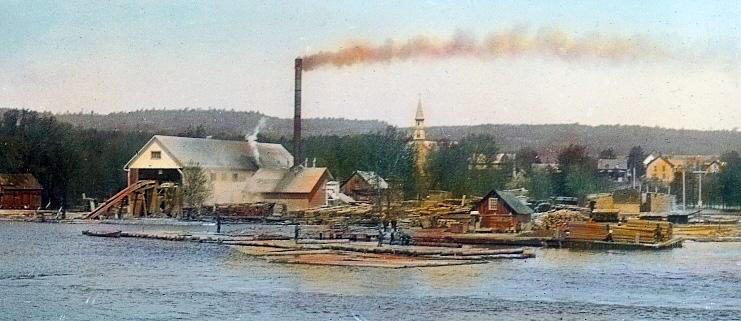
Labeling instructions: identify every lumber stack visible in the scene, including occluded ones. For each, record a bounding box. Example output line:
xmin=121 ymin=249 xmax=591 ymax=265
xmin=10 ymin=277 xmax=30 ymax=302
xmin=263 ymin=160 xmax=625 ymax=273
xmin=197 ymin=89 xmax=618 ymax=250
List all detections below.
xmin=591 ymin=209 xmax=619 ymax=222
xmin=216 ymin=202 xmax=275 ymax=218
xmin=567 ymin=220 xmax=673 ymax=244
xmin=673 ymin=224 xmax=737 ymax=238
xmin=611 ymin=220 xmax=672 ymax=243
xmin=533 ymin=210 xmax=589 ymax=231
xmin=567 ymin=222 xmax=609 ymax=241
xmin=290 ymin=200 xmax=474 ymax=227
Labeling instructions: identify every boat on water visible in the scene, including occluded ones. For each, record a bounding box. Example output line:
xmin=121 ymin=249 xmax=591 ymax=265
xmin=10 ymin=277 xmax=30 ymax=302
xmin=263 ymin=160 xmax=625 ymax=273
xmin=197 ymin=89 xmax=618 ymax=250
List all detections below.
xmin=82 ymin=230 xmax=122 ymax=237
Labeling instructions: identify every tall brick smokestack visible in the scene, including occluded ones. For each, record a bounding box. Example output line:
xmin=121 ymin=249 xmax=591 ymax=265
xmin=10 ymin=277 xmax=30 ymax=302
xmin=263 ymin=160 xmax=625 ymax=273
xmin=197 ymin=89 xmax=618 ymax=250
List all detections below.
xmin=293 ymin=57 xmax=302 ymax=167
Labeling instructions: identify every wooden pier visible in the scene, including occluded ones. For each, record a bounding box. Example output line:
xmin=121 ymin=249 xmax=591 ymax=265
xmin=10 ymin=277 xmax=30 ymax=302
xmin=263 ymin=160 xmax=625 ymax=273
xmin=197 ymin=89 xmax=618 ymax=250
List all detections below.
xmin=82 ymin=230 xmax=535 ymax=268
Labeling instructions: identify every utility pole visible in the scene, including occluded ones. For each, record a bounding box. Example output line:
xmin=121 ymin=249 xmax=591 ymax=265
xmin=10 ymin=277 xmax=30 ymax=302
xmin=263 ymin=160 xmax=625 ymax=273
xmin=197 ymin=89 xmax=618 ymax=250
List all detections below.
xmin=692 ymin=170 xmax=706 ymax=208
xmin=682 ymin=169 xmax=686 ymax=212
xmin=698 ymin=173 xmax=703 ymax=208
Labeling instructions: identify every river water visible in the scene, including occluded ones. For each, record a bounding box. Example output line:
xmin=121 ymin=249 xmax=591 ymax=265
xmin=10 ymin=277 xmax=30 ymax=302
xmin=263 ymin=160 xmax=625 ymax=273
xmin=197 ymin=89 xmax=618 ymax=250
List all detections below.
xmin=1 ymin=221 xmax=739 ymax=321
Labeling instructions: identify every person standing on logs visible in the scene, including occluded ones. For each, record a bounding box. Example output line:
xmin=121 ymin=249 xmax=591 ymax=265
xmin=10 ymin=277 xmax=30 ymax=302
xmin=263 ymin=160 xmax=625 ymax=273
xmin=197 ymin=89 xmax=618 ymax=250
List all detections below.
xmin=215 ymin=211 xmax=222 ymax=234
xmin=294 ymin=224 xmax=300 ymax=243
xmin=377 ymin=228 xmax=384 ymax=247
xmin=604 ymin=224 xmax=614 ymax=242
xmin=654 ymin=224 xmax=662 ymax=243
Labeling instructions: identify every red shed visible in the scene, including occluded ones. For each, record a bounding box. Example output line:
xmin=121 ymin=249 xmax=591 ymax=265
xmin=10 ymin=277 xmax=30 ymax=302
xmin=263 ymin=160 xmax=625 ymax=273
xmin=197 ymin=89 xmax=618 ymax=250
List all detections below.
xmin=0 ymin=174 xmax=43 ymax=210
xmin=473 ymin=190 xmax=533 ymax=232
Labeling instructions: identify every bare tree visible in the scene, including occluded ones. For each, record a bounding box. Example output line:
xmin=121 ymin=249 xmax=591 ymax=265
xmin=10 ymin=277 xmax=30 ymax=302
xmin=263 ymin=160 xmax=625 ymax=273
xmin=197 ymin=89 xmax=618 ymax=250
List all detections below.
xmin=181 ymin=161 xmax=211 ymax=219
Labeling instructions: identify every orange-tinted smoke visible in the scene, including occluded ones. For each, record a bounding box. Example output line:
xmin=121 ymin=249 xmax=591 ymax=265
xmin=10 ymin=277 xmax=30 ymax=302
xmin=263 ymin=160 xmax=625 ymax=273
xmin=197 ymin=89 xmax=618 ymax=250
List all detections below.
xmin=302 ymin=28 xmax=669 ymax=71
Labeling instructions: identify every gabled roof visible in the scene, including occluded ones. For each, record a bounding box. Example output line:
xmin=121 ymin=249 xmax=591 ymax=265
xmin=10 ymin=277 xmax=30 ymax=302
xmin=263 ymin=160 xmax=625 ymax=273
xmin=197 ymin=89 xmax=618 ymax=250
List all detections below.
xmin=646 ymin=155 xmax=674 ymax=168
xmin=494 ymin=153 xmax=516 ymax=164
xmin=125 ymin=135 xmax=293 ymax=170
xmin=598 ymin=158 xmax=628 ymax=170
xmin=0 ymin=174 xmax=43 ymax=190
xmin=342 ymin=170 xmax=389 ymax=189
xmin=255 ymin=167 xmax=331 ymax=194
xmin=476 ymin=190 xmax=534 ymax=215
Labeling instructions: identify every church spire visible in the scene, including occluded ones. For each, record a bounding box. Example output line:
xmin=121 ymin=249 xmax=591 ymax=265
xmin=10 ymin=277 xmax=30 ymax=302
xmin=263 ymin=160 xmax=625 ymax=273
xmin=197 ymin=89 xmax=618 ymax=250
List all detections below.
xmin=413 ymin=96 xmax=426 ymax=141
xmin=415 ymin=95 xmax=425 ymax=121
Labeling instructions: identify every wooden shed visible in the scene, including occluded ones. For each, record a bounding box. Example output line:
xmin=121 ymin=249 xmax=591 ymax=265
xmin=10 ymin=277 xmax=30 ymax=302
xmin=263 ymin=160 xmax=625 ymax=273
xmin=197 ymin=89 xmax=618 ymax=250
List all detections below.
xmin=0 ymin=174 xmax=43 ymax=210
xmin=340 ymin=170 xmax=388 ymax=202
xmin=473 ymin=190 xmax=533 ymax=232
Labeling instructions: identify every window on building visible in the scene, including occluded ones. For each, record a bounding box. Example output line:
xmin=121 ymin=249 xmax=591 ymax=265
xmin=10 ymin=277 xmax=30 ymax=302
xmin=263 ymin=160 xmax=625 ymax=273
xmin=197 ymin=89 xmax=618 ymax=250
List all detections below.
xmin=488 ymin=198 xmax=498 ymax=211
xmin=232 ymin=173 xmax=239 ymax=182
xmin=150 ymin=151 xmax=161 ymax=160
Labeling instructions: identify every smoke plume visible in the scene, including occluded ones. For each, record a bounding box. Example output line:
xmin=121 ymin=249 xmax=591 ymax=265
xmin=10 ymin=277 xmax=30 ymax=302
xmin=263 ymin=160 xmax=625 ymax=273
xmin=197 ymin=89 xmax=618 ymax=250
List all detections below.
xmin=246 ymin=117 xmax=267 ymax=166
xmin=302 ymin=28 xmax=669 ymax=71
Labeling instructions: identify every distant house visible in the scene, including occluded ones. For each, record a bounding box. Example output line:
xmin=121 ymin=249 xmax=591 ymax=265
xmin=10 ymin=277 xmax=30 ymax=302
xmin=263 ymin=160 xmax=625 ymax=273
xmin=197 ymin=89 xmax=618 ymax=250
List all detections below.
xmin=468 ymin=153 xmax=516 ymax=170
xmin=704 ymin=160 xmax=723 ymax=174
xmin=472 ymin=190 xmax=533 ymax=232
xmin=645 ymin=154 xmax=721 ymax=184
xmin=0 ymin=174 xmax=43 ymax=210
xmin=340 ymin=170 xmax=388 ymax=202
xmin=645 ymin=156 xmax=675 ymax=183
xmin=597 ymin=158 xmax=629 ymax=182
xmin=124 ymin=135 xmax=330 ymax=211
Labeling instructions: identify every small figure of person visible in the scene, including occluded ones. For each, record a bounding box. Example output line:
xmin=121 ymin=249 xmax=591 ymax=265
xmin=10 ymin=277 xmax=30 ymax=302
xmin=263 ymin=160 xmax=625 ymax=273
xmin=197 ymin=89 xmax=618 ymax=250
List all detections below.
xmin=654 ymin=224 xmax=662 ymax=243
xmin=377 ymin=229 xmax=384 ymax=247
xmin=215 ymin=212 xmax=222 ymax=234
xmin=294 ymin=224 xmax=300 ymax=242
xmin=389 ymin=231 xmax=395 ymax=245
xmin=604 ymin=224 xmax=614 ymax=242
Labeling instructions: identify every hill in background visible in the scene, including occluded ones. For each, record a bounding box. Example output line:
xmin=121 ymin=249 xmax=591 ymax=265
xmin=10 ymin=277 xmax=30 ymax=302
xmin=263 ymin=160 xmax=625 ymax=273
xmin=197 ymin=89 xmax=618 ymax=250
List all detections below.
xmin=53 ymin=109 xmax=389 ymax=138
xmin=9 ymin=108 xmax=741 ymax=157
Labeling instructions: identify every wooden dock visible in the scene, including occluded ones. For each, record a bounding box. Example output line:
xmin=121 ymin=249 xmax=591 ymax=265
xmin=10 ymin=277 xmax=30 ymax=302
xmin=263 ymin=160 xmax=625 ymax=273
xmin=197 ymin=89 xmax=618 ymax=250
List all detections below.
xmin=558 ymin=238 xmax=684 ymax=250
xmin=82 ymin=230 xmax=535 ymax=268
xmin=412 ymin=230 xmax=684 ymax=250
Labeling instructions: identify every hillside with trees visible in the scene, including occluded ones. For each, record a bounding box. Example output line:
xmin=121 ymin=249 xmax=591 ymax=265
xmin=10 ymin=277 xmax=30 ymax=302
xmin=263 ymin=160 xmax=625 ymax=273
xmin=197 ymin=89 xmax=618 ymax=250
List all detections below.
xmin=5 ymin=107 xmax=741 ymax=209
xmin=23 ymin=109 xmax=741 ymax=157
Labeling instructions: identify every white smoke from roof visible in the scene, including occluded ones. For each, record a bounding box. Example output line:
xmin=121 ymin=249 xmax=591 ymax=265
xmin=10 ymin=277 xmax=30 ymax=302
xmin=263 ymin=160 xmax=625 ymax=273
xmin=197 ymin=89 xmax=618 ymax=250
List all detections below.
xmin=246 ymin=117 xmax=267 ymax=166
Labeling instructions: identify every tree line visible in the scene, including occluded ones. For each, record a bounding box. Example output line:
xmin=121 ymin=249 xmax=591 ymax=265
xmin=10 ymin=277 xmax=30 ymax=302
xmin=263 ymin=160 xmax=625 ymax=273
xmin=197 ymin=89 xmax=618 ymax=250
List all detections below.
xmin=3 ymin=108 xmax=741 ymax=209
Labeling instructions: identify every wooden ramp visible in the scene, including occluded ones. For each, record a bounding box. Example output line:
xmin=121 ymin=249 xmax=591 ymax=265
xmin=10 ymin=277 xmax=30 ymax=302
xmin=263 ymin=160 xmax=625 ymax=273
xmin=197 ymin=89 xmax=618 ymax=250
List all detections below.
xmin=84 ymin=180 xmax=156 ymax=219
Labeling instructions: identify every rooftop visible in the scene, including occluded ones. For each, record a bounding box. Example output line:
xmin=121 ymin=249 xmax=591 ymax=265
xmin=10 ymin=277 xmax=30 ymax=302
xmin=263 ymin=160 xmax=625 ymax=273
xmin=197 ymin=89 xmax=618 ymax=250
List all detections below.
xmin=0 ymin=174 xmax=43 ymax=190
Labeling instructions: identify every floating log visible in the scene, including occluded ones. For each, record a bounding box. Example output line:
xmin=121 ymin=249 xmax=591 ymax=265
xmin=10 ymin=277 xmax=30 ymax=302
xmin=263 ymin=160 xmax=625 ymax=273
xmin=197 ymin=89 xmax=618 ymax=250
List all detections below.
xmin=82 ymin=230 xmax=122 ymax=238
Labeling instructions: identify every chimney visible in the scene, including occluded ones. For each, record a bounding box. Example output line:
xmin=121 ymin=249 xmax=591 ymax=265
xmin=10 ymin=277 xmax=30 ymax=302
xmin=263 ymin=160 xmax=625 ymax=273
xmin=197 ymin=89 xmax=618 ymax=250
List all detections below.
xmin=293 ymin=57 xmax=302 ymax=166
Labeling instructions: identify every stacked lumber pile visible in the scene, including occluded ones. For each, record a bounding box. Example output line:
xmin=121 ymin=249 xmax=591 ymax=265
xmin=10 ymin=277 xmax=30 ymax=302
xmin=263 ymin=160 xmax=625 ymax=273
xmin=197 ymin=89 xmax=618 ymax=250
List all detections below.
xmin=567 ymin=220 xmax=673 ymax=243
xmin=291 ymin=200 xmax=474 ymax=227
xmin=299 ymin=204 xmax=377 ymax=225
xmin=404 ymin=202 xmax=471 ymax=228
xmin=611 ymin=220 xmax=672 ymax=243
xmin=567 ymin=222 xmax=609 ymax=241
xmin=533 ymin=210 xmax=589 ymax=232
xmin=403 ymin=202 xmax=470 ymax=216
xmin=591 ymin=209 xmax=619 ymax=222
xmin=673 ymin=224 xmax=737 ymax=238
xmin=215 ymin=203 xmax=275 ymax=218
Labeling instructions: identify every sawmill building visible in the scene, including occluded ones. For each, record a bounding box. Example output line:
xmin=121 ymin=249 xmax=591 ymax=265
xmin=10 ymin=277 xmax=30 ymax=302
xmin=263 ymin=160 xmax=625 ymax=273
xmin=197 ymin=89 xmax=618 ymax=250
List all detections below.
xmin=124 ymin=135 xmax=330 ymax=211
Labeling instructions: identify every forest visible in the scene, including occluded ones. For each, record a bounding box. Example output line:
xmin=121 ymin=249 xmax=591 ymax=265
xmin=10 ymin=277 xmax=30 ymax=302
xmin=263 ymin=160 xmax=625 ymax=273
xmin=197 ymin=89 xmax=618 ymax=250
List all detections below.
xmin=3 ymin=108 xmax=741 ymax=209
xmin=38 ymin=108 xmax=741 ymax=157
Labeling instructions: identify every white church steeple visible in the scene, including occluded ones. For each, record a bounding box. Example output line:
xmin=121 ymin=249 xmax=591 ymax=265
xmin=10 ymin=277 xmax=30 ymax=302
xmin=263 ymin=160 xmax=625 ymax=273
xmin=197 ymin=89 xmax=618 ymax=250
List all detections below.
xmin=413 ymin=96 xmax=426 ymax=141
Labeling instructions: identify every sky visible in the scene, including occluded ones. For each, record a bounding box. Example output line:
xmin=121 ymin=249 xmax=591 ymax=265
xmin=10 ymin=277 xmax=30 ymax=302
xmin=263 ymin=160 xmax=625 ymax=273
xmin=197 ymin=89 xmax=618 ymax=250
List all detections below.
xmin=1 ymin=1 xmax=740 ymax=129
